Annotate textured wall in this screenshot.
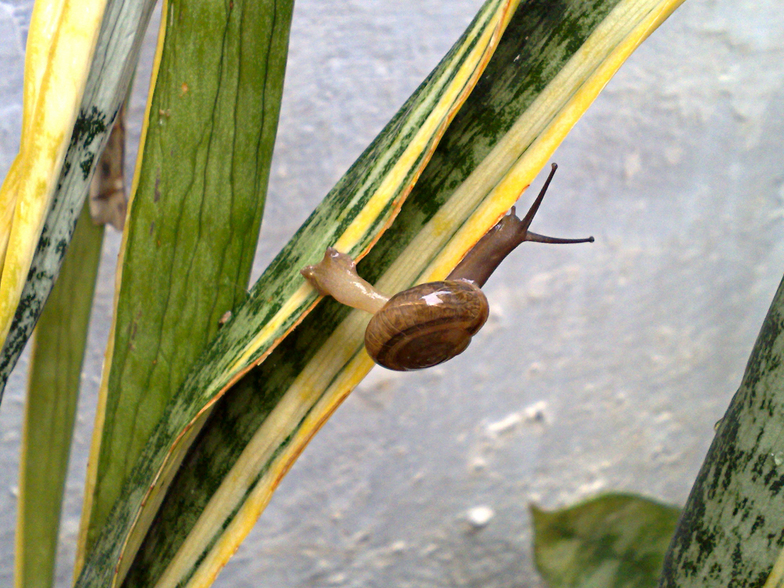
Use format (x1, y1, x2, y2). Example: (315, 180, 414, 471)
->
(1, 0, 783, 586)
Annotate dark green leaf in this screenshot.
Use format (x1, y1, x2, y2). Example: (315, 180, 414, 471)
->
(533, 493, 680, 588)
(78, 0, 296, 564)
(659, 275, 784, 588)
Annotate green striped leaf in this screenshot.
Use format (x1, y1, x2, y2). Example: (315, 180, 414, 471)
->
(0, 0, 107, 350)
(14, 201, 103, 588)
(0, 0, 159, 397)
(15, 102, 126, 588)
(532, 494, 680, 588)
(75, 1, 685, 586)
(659, 274, 784, 587)
(75, 0, 297, 571)
(76, 1, 521, 585)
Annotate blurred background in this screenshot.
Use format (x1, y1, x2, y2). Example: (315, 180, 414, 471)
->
(1, 0, 783, 586)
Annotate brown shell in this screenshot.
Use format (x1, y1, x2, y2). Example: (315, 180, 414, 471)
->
(365, 280, 489, 371)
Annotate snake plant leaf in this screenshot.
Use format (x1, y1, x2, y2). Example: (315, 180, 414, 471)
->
(75, 1, 521, 585)
(659, 275, 784, 587)
(0, 0, 160, 398)
(14, 105, 126, 588)
(74, 1, 685, 587)
(0, 0, 107, 355)
(74, 0, 298, 571)
(14, 200, 104, 588)
(532, 493, 680, 588)
(0, 0, 107, 332)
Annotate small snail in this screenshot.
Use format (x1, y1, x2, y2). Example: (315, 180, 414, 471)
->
(301, 163, 593, 371)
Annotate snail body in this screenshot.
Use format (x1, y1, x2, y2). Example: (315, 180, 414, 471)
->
(301, 163, 592, 371)
(301, 248, 489, 371)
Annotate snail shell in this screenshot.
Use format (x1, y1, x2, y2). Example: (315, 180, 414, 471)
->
(365, 280, 489, 371)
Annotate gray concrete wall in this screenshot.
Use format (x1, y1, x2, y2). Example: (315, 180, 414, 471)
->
(1, 0, 783, 586)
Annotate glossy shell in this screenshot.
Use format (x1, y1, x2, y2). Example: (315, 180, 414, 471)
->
(365, 280, 489, 371)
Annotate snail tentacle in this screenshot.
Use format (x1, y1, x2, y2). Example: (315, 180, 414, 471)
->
(300, 247, 389, 314)
(447, 163, 593, 286)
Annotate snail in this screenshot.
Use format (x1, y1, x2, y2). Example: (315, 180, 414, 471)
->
(301, 163, 593, 371)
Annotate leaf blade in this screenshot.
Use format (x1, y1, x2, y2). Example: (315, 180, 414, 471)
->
(0, 0, 160, 399)
(532, 493, 680, 588)
(76, 0, 298, 572)
(659, 274, 784, 586)
(113, 1, 686, 587)
(75, 1, 521, 585)
(0, 0, 108, 347)
(14, 201, 103, 588)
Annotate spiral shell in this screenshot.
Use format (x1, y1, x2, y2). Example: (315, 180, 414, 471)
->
(364, 280, 489, 371)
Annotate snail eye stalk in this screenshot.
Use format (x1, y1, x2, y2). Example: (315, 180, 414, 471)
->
(447, 163, 593, 287)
